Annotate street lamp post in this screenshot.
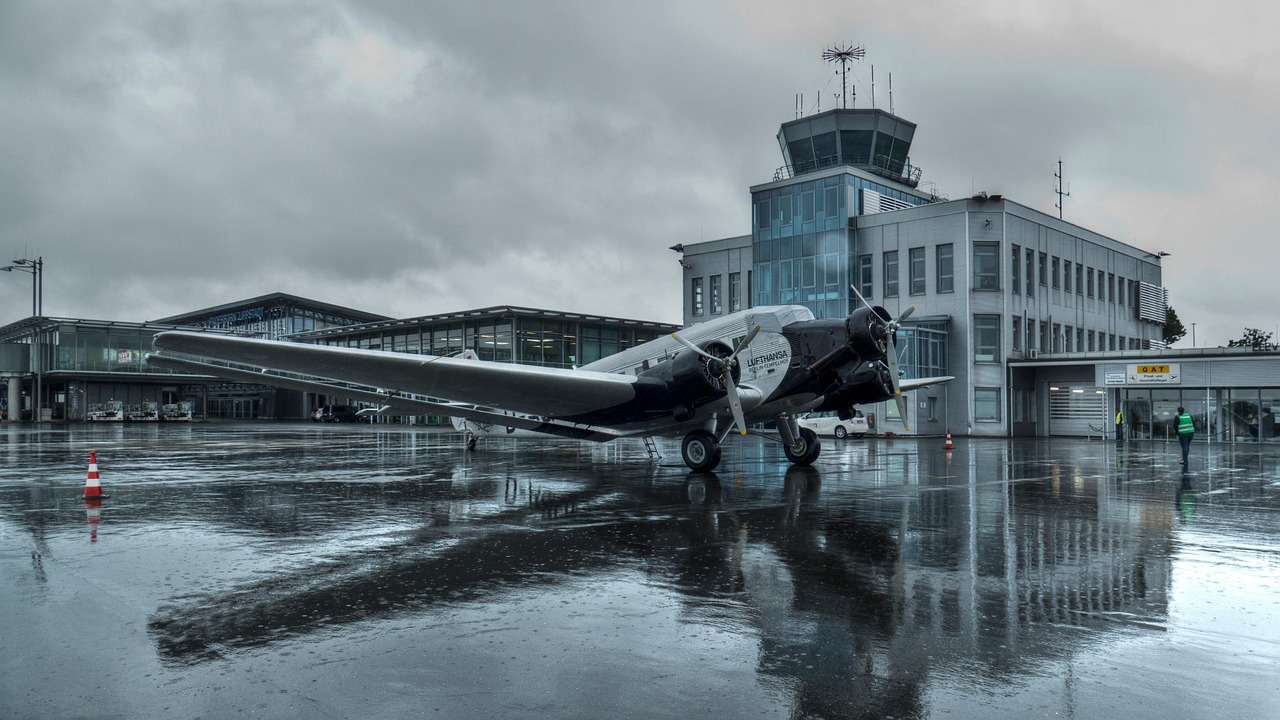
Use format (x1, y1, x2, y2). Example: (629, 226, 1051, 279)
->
(1, 256, 42, 316)
(1, 257, 44, 422)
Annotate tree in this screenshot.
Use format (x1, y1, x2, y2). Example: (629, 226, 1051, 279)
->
(1227, 328, 1276, 351)
(1163, 306, 1187, 345)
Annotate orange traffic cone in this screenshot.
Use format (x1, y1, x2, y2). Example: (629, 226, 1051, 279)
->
(82, 450, 110, 500)
(944, 430, 954, 451)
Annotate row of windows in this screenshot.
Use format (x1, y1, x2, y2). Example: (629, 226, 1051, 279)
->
(854, 244, 955, 298)
(975, 313, 1146, 361)
(1008, 244, 1137, 307)
(318, 320, 661, 368)
(691, 272, 748, 317)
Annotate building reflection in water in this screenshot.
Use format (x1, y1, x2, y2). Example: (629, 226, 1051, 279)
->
(118, 438, 1177, 716)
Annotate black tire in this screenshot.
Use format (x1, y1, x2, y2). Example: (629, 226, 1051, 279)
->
(784, 427, 821, 466)
(834, 425, 848, 439)
(682, 430, 722, 472)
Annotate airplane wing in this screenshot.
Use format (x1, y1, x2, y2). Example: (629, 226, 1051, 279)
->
(149, 331, 650, 419)
(144, 351, 626, 440)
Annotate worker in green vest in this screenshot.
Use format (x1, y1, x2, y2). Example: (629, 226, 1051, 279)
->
(1115, 408, 1125, 441)
(1175, 406, 1195, 466)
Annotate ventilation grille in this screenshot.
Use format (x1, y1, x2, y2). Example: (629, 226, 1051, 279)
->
(1138, 282, 1167, 324)
(862, 188, 913, 215)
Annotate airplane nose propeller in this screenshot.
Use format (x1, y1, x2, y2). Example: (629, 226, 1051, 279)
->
(672, 323, 761, 435)
(850, 284, 914, 431)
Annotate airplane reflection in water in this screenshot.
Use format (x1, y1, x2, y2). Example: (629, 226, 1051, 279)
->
(146, 445, 1171, 715)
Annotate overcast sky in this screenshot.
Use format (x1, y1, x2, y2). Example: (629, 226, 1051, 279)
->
(2, 1, 1275, 347)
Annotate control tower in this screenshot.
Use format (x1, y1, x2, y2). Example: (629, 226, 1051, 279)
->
(775, 108, 921, 188)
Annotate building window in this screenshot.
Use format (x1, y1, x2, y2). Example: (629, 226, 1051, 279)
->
(1013, 316, 1022, 351)
(1027, 320, 1036, 351)
(1025, 249, 1035, 297)
(1039, 252, 1048, 286)
(857, 254, 873, 298)
(1076, 264, 1084, 296)
(975, 387, 1002, 421)
(1087, 267, 1095, 297)
(884, 251, 899, 298)
(1064, 260, 1073, 293)
(909, 247, 926, 295)
(1053, 323, 1062, 353)
(1108, 273, 1115, 303)
(974, 315, 1000, 362)
(973, 242, 999, 290)
(1052, 256, 1061, 289)
(691, 277, 703, 316)
(709, 275, 722, 315)
(1011, 244, 1021, 295)
(729, 272, 742, 312)
(936, 243, 954, 294)
(1097, 269, 1106, 300)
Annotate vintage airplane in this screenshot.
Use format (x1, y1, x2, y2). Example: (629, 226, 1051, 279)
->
(146, 291, 951, 472)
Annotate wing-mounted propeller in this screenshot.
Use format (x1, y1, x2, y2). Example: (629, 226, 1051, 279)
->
(671, 323, 761, 435)
(850, 284, 915, 430)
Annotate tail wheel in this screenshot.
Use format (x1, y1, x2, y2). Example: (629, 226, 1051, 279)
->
(784, 427, 821, 466)
(681, 430, 722, 472)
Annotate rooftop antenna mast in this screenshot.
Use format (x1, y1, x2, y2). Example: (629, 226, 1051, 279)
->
(822, 44, 865, 109)
(1054, 157, 1071, 219)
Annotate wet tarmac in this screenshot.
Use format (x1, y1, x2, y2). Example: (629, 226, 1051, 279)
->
(2, 422, 1279, 720)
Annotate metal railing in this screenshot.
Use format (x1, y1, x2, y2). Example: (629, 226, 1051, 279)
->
(774, 154, 923, 187)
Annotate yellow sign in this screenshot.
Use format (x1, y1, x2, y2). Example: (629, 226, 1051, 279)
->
(1125, 363, 1181, 385)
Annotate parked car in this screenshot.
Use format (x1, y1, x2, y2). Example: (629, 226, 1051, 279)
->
(317, 405, 362, 423)
(797, 409, 869, 439)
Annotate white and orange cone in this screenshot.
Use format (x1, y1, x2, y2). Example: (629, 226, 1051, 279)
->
(944, 430, 954, 451)
(82, 450, 110, 500)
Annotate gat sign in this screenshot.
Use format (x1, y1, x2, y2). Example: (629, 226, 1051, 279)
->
(1126, 363, 1180, 385)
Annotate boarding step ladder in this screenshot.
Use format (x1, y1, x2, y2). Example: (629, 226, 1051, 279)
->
(642, 436, 662, 460)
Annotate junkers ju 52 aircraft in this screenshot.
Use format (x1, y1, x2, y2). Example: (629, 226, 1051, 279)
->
(147, 289, 951, 472)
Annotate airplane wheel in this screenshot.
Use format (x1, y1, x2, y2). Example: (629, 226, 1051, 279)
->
(682, 430, 722, 472)
(784, 427, 821, 466)
(834, 425, 848, 439)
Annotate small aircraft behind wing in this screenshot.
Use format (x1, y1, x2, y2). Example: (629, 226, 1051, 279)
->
(147, 291, 951, 472)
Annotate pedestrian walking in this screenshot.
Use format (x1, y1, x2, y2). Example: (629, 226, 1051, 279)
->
(1115, 408, 1125, 441)
(1175, 406, 1195, 465)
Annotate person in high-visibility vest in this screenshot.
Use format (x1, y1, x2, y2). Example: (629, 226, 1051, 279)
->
(1175, 406, 1195, 466)
(1115, 409, 1125, 441)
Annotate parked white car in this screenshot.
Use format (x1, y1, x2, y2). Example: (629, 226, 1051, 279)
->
(798, 410, 869, 439)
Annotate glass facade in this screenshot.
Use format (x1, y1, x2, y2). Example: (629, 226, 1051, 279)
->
(752, 173, 925, 319)
(314, 312, 670, 370)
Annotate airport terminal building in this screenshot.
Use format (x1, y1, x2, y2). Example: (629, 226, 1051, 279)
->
(0, 294, 677, 423)
(676, 107, 1280, 442)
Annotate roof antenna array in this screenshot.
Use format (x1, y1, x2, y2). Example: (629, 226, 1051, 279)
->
(822, 44, 865, 109)
(1054, 157, 1071, 219)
